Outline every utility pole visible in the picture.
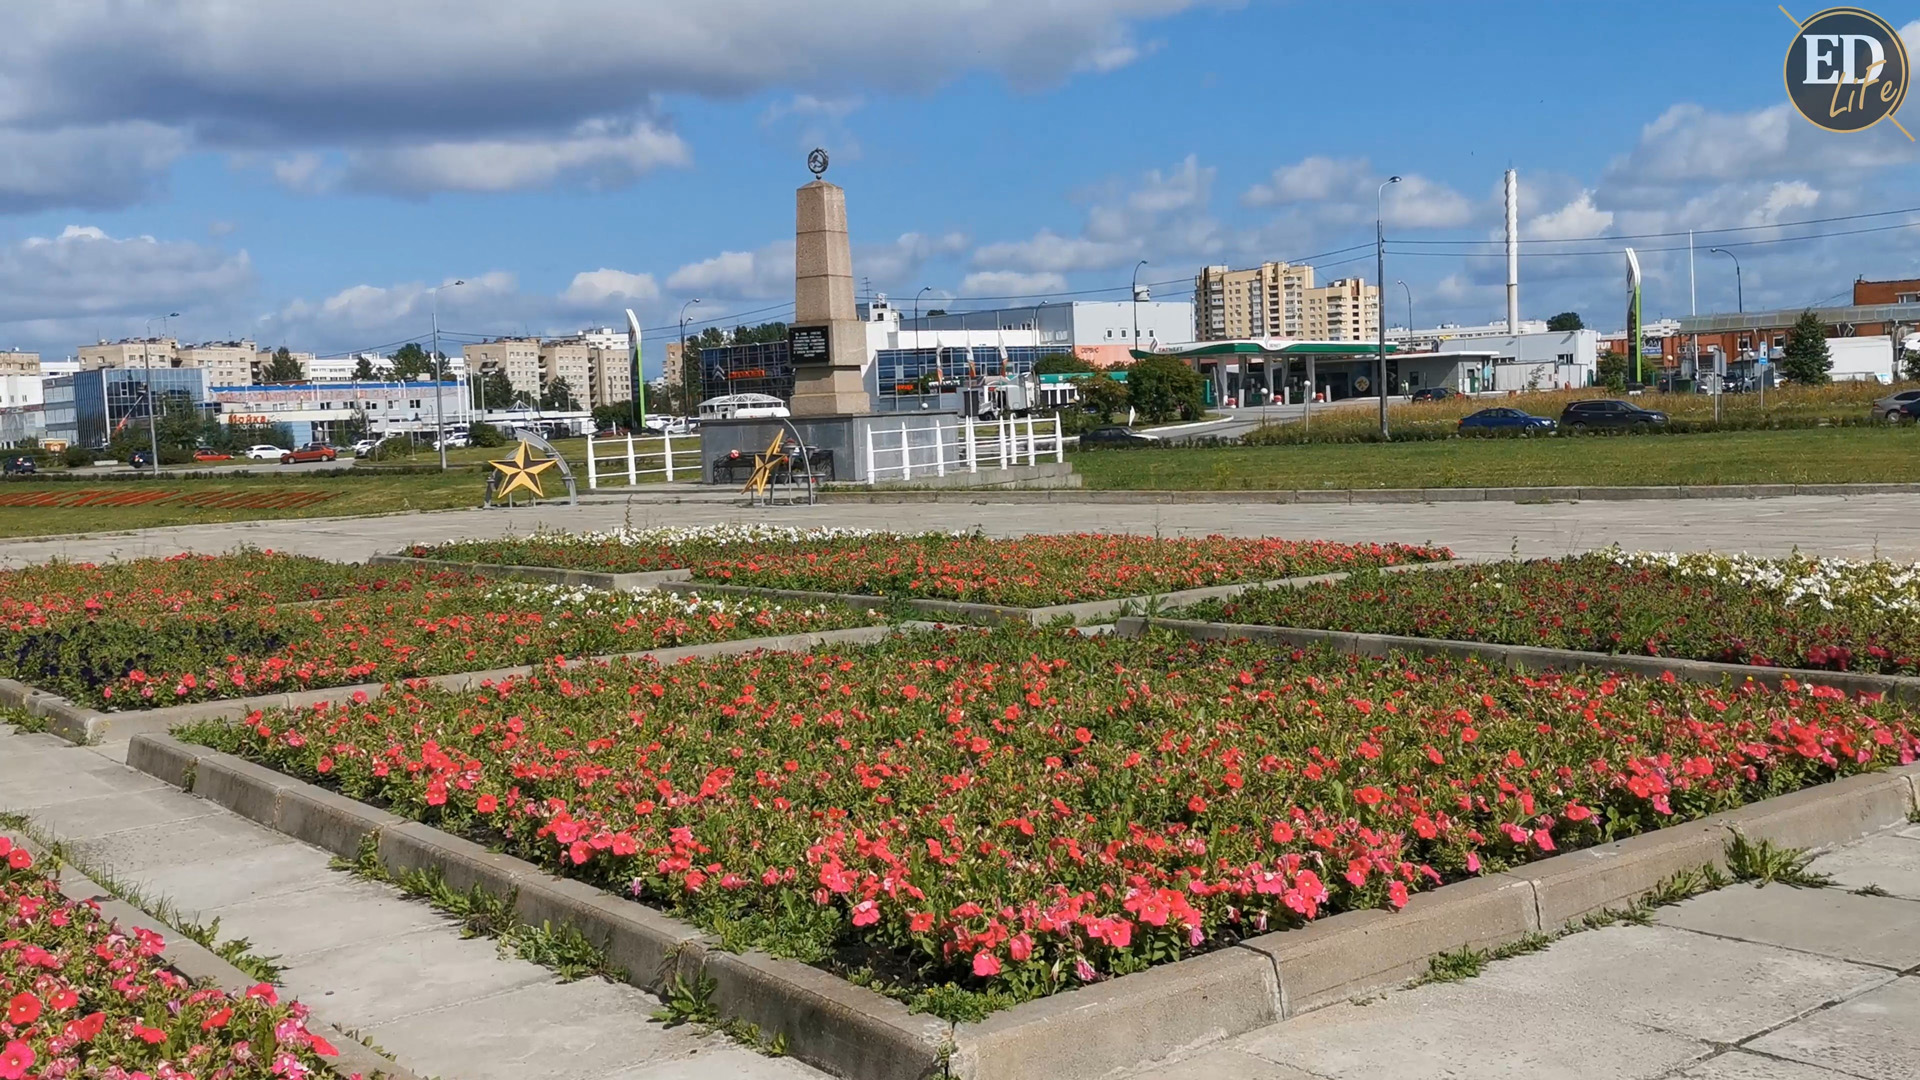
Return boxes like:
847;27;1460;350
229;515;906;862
1376;176;1401;438
142;312;179;473
430;280;464;470
678;298;701;420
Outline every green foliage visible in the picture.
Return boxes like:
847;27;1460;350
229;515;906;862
540;377;581;411
1724;833;1833;888
258;346;306;384
468;421;507;448
351;355;378;380
60;445;94;468
1779;310;1833;385
388;343;437;382
1546;311;1585;332
1597;351;1630;392
1034;353;1096;376
472;368;515;409
1418;933;1556;985
652;973;720;1027
1124;355;1203;423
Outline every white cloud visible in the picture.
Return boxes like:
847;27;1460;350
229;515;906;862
958;270;1068;297
1241;154;1472;229
340;118;690;195
1243;156;1369;206
562;268;661;306
0;224;253;324
665;241;795;299
973;230;1133;273
1527;191;1613;241
0;122;187;213
856;231;970;284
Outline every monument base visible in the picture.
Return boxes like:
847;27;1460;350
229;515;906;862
702;411;960;485
788;365;869;418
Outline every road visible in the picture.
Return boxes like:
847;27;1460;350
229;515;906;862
1150;398;1382;443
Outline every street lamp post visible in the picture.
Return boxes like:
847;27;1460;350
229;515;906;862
430;280;464;471
1395;280;1413;336
1376;176;1401;438
1708;247;1742;314
678;298;701;417
142;312;179;473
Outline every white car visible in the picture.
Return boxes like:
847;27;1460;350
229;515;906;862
244;444;284;460
434;434;469;450
350;439;380;456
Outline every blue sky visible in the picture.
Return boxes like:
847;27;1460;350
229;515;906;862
3;1;1918;371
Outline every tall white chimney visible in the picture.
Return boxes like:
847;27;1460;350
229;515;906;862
1504;169;1519;333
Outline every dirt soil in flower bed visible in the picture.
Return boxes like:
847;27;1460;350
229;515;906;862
1182;551;1920;676
176;626;1919;1022
0;835;353;1079
0;551;880;710
407;527;1453;606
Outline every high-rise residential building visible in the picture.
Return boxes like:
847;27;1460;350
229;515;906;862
79;338;178;371
1194;262;1316;340
462;338;541;402
1303;278;1380;342
0;350;40;376
537;339;593;406
585;344;632;408
177;340;257;386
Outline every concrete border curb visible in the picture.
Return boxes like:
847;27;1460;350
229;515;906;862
659;558;1468;628
1118;616;1920;703
0;828;420;1080
365;553;693;592
15;623;896;746
808;481;1920;506
121;737;1920;1080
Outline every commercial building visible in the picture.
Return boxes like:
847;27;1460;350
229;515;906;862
0;350;40;376
0;372;45;446
1671;301;1920;387
461;338;542;402
1852;277;1920;305
903;299;1193;366
205;380;470;446
1196;263;1379;343
43;367;210;449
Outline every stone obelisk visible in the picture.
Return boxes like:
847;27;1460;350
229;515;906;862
788;177;869;416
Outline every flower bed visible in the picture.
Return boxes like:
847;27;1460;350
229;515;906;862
0;488;339;509
406;526;1453;606
178;627;1919;1019
2;554;880;708
1178;551;1920;675
0;835;352;1079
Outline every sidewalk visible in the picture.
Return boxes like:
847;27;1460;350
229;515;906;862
0;722;826;1080
1131;825;1920;1080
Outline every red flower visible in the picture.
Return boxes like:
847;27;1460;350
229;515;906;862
476;794;499;814
246;983;279;1005
133;1023;168;1043
6;992;39;1026
0;1039;33;1080
6;849;30;870
1187;796;1208;814
972;951;1001;977
202;1006;233;1030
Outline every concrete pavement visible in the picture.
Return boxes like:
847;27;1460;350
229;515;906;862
0;722;827;1080
1129;823;1920;1080
4;490;1919;567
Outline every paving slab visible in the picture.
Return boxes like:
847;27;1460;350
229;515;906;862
1126;1047;1319;1080
1459;924;1890;1045
66;813;328;910
0;755;168;808
21;785;222;841
1234;977;1708;1080
366;977;720;1080
1745;977;1920;1080
605;1051;842;1080
1655;882;1920;969
1673;1049;1859;1079
200;875;451;960
273;924;557;1030
1805;832;1920;901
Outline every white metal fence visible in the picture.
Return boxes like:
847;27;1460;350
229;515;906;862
864;415;1064;484
584;433;700;489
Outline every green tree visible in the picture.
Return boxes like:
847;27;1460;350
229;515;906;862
388;343;436;382
540;376;580;411
1124;356;1203;423
258;346;306;383
1078;373;1129;423
468;421;507;447
1778;310;1832;384
471;368;514;410
1596;350;1630;392
1034;352;1096;376
351;355;378;380
731;321;789;345
1547;312;1585;332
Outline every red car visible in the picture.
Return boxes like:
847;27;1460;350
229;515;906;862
279;443;338;464
192;448;232;462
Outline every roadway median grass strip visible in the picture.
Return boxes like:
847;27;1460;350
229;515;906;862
1177;550;1920;675
1069;425;1920;491
165;624;1919;1026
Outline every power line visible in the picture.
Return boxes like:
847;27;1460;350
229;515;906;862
1387;218;1920;258
1388;204;1920;246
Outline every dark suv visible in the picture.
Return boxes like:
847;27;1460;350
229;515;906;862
1559;399;1669;432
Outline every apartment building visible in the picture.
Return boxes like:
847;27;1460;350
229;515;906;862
176;340;257;386
461;338;541;401
1194;261;1316;340
0;350;40;376
1307;278;1379;342
537;339;593;406
585;344;632;407
79;338;178;371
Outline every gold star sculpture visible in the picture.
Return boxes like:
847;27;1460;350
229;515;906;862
489;441;560;501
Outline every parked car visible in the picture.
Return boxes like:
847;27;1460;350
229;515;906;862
1410;386;1459;402
279;443;339;464
128;449;153;468
191;447;232;462
244;444;285;460
350;438;381;456
1897;398;1920;423
1558;399;1669;432
434;434;469;450
3;455;35;475
1077;426;1160;448
1871;388;1920;421
1458;407;1556;434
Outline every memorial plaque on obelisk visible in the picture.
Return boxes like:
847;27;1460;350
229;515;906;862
788;149;870;416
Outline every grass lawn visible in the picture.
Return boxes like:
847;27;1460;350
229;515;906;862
0;471;484;537
1071;426;1920;490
